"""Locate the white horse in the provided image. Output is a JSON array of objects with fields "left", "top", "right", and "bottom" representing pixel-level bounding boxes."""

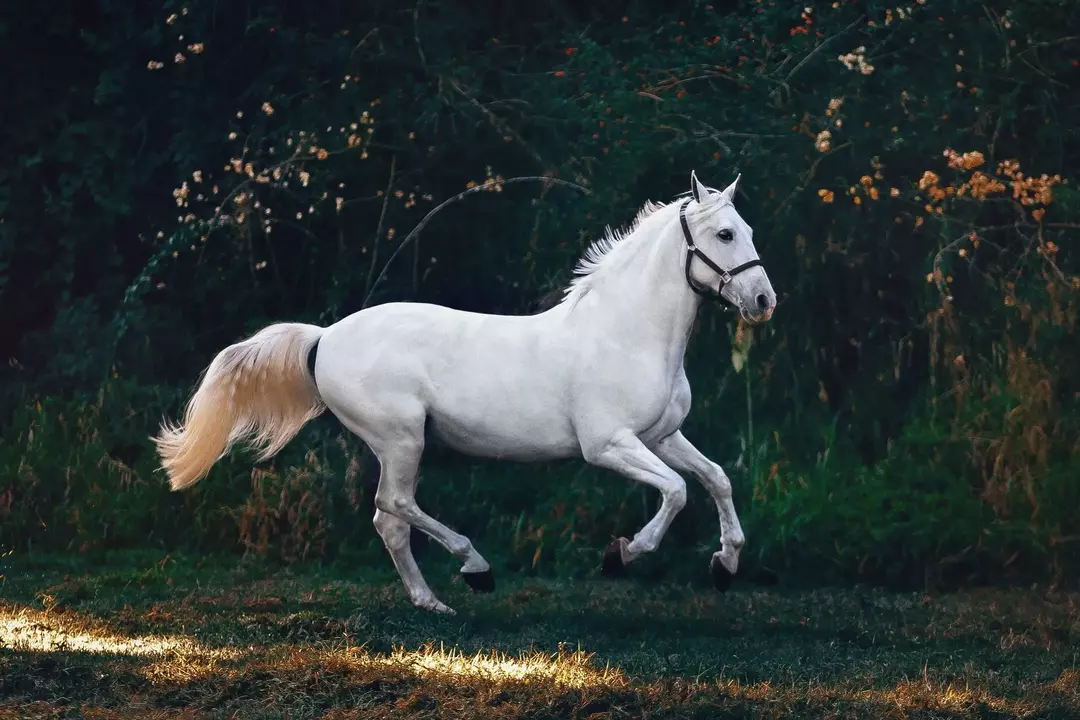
[{"left": 155, "top": 171, "right": 775, "bottom": 613}]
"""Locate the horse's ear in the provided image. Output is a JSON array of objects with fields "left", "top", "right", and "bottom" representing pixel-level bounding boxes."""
[
  {"left": 690, "top": 170, "right": 709, "bottom": 203},
  {"left": 719, "top": 173, "right": 741, "bottom": 205}
]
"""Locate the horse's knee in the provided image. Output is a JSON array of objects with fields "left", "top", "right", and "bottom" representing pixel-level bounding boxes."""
[
  {"left": 374, "top": 487, "right": 411, "bottom": 516},
  {"left": 667, "top": 479, "right": 688, "bottom": 512},
  {"left": 373, "top": 508, "right": 403, "bottom": 530},
  {"left": 711, "top": 467, "right": 732, "bottom": 498},
  {"left": 373, "top": 510, "right": 409, "bottom": 549}
]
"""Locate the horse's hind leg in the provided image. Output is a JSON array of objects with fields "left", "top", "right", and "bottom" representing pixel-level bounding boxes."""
[
  {"left": 372, "top": 508, "right": 450, "bottom": 613},
  {"left": 337, "top": 402, "right": 492, "bottom": 613},
  {"left": 371, "top": 432, "right": 495, "bottom": 598}
]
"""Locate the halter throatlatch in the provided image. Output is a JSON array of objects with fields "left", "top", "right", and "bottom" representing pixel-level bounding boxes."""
[{"left": 678, "top": 198, "right": 763, "bottom": 310}]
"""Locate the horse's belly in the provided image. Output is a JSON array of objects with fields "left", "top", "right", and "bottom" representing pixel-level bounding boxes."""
[
  {"left": 421, "top": 317, "right": 580, "bottom": 460},
  {"left": 428, "top": 408, "right": 580, "bottom": 462}
]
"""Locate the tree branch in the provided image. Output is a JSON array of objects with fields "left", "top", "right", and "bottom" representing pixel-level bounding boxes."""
[
  {"left": 364, "top": 156, "right": 397, "bottom": 301},
  {"left": 361, "top": 176, "right": 590, "bottom": 309},
  {"left": 448, "top": 78, "right": 546, "bottom": 169},
  {"left": 769, "top": 15, "right": 865, "bottom": 100},
  {"left": 413, "top": 0, "right": 428, "bottom": 74}
]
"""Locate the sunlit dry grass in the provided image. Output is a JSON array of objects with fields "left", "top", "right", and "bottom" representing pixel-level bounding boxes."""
[
  {"left": 135, "top": 642, "right": 625, "bottom": 690},
  {"left": 0, "top": 606, "right": 238, "bottom": 660},
  {"left": 339, "top": 643, "right": 624, "bottom": 689},
  {"left": 719, "top": 677, "right": 1045, "bottom": 718},
  {"left": 0, "top": 553, "right": 1077, "bottom": 718}
]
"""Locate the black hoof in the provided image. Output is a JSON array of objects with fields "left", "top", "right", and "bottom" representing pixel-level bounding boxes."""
[
  {"left": 462, "top": 569, "right": 495, "bottom": 593},
  {"left": 710, "top": 556, "right": 735, "bottom": 592},
  {"left": 602, "top": 538, "right": 629, "bottom": 578}
]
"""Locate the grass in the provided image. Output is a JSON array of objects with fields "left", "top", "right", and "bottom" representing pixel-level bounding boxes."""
[{"left": 0, "top": 550, "right": 1077, "bottom": 718}]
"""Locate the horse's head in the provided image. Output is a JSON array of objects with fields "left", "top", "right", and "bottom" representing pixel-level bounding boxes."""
[{"left": 681, "top": 171, "right": 775, "bottom": 324}]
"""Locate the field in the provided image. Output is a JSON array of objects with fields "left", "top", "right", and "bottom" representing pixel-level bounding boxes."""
[{"left": 0, "top": 551, "right": 1077, "bottom": 719}]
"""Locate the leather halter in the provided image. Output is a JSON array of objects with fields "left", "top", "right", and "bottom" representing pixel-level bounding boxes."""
[{"left": 678, "top": 198, "right": 763, "bottom": 310}]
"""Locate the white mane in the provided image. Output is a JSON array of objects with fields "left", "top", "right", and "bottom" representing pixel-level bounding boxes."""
[
  {"left": 560, "top": 192, "right": 724, "bottom": 307},
  {"left": 561, "top": 199, "right": 668, "bottom": 305},
  {"left": 573, "top": 200, "right": 667, "bottom": 276}
]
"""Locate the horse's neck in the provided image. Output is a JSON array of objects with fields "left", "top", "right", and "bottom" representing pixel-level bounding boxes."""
[{"left": 582, "top": 218, "right": 702, "bottom": 367}]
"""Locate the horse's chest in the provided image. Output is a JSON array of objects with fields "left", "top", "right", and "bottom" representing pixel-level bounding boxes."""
[{"left": 574, "top": 358, "right": 691, "bottom": 442}]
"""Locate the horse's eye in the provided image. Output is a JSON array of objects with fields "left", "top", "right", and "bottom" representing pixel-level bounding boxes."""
[{"left": 718, "top": 229, "right": 734, "bottom": 242}]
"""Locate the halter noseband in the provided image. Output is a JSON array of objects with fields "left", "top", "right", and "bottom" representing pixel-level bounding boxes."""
[{"left": 678, "top": 198, "right": 763, "bottom": 310}]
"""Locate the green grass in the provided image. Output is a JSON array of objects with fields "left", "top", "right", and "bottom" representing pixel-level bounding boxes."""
[{"left": 0, "top": 550, "right": 1077, "bottom": 718}]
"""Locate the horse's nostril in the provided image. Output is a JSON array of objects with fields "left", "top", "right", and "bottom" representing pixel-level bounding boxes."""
[{"left": 755, "top": 293, "right": 769, "bottom": 311}]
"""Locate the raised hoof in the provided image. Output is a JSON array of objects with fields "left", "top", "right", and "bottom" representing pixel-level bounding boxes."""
[
  {"left": 602, "top": 538, "right": 629, "bottom": 578},
  {"left": 462, "top": 569, "right": 495, "bottom": 593},
  {"left": 710, "top": 555, "right": 736, "bottom": 592}
]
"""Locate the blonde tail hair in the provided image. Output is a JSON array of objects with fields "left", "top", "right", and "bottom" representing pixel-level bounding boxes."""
[{"left": 154, "top": 322, "right": 326, "bottom": 491}]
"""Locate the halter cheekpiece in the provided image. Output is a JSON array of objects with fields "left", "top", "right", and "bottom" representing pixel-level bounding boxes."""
[{"left": 678, "top": 197, "right": 763, "bottom": 311}]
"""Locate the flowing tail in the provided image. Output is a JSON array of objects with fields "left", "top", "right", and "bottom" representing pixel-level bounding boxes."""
[{"left": 154, "top": 322, "right": 326, "bottom": 491}]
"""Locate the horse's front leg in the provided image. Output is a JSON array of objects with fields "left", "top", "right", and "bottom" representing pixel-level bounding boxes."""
[
  {"left": 652, "top": 430, "right": 745, "bottom": 591},
  {"left": 582, "top": 429, "right": 688, "bottom": 573}
]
